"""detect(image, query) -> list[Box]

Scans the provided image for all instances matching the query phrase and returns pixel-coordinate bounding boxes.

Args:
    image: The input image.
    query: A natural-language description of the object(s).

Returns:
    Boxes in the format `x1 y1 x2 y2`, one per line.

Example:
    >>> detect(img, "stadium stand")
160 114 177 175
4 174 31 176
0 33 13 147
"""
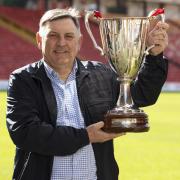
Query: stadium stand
0 6 179 91
0 26 41 79
0 6 42 32
165 19 180 82
0 6 105 80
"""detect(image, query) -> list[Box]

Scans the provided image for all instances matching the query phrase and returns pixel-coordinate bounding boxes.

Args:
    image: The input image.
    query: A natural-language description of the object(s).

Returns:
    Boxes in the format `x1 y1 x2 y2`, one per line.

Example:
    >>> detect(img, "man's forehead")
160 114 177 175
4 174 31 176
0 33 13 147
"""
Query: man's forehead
44 18 77 29
41 21 79 35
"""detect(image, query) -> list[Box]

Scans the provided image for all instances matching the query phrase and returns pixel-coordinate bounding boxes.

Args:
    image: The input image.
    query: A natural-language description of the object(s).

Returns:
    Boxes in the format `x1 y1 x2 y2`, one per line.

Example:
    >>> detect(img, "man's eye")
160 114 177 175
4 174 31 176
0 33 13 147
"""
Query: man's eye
48 34 57 38
65 35 74 39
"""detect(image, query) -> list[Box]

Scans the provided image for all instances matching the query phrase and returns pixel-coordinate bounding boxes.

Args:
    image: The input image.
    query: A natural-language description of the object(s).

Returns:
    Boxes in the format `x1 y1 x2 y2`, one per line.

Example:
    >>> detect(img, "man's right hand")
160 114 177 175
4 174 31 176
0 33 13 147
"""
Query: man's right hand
86 121 125 143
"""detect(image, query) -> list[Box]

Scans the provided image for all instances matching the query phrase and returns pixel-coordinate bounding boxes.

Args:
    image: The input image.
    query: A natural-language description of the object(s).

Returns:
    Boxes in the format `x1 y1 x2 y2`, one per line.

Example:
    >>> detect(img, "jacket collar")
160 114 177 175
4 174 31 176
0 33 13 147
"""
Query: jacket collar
31 60 57 126
32 58 90 81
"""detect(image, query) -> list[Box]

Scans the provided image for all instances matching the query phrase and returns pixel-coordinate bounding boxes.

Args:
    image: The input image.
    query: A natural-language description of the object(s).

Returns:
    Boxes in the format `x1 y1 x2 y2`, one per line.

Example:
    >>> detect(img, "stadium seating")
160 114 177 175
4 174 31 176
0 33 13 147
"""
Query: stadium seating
0 6 105 80
0 6 179 85
165 20 180 82
0 26 41 79
0 6 42 32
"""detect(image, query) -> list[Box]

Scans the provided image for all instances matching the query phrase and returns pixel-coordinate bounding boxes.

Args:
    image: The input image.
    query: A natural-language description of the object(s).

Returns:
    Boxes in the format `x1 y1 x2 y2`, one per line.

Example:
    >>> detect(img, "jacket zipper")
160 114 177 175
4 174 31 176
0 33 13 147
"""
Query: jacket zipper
17 152 31 180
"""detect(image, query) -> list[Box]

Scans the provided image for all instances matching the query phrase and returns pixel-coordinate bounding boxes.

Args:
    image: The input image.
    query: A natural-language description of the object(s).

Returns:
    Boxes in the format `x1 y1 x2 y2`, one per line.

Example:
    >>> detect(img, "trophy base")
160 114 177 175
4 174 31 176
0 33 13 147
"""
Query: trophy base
103 109 149 133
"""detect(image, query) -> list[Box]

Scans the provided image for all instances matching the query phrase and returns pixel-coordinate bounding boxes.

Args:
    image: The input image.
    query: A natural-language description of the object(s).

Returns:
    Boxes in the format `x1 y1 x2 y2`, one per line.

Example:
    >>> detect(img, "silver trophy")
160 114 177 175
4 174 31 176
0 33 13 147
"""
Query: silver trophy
85 9 165 133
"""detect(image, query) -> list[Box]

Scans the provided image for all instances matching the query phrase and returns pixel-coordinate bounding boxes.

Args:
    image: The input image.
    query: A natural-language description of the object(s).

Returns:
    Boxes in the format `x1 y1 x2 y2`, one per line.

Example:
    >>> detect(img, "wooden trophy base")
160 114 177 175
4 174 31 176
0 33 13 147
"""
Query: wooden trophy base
103 110 149 133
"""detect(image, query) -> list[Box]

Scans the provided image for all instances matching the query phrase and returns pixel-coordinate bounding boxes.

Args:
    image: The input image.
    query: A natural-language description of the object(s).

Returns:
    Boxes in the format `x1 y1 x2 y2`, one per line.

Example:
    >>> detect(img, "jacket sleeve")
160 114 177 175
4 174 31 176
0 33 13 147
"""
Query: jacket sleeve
6 73 90 156
131 53 168 107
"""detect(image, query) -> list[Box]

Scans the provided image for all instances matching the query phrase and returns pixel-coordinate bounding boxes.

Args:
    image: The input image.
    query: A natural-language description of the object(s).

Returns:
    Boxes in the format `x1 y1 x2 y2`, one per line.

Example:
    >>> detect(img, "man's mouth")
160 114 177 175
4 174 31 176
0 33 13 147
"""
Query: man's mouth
54 50 68 54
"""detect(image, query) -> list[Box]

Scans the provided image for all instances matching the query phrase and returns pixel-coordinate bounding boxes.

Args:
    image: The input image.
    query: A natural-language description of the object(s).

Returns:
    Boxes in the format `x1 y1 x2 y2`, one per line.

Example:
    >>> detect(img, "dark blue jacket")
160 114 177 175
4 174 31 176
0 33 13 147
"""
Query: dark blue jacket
6 54 168 180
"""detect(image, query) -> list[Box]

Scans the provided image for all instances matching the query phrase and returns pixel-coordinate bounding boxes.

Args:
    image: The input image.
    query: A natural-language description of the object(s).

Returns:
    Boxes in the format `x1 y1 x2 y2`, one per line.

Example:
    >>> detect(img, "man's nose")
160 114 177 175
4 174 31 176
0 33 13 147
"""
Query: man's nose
57 36 66 46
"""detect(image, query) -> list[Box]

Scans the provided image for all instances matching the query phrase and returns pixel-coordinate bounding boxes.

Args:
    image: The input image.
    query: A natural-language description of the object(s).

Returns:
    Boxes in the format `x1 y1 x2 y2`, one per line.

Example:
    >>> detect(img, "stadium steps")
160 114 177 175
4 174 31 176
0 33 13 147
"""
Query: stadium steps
0 6 42 32
0 25 41 79
0 7 41 80
0 12 36 45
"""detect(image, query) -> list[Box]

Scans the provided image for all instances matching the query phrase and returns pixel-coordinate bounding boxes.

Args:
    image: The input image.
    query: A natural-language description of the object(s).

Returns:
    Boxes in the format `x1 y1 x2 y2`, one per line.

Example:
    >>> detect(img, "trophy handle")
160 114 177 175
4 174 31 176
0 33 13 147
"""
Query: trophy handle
145 8 165 55
85 11 104 55
144 45 155 56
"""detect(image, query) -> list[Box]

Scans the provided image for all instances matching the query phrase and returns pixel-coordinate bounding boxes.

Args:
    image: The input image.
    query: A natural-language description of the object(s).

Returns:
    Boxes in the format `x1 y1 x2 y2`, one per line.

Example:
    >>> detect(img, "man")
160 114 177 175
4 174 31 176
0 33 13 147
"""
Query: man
7 8 169 180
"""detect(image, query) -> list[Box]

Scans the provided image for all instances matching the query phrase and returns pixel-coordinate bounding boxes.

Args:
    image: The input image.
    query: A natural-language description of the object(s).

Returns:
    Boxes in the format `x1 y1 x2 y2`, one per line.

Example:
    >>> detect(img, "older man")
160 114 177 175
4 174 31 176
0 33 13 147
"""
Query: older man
7 8 168 180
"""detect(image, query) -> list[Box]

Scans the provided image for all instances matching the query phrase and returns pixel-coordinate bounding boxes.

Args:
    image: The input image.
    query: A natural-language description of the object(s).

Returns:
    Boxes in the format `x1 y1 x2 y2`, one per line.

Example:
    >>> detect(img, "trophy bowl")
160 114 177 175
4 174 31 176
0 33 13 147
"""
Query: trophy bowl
85 10 164 133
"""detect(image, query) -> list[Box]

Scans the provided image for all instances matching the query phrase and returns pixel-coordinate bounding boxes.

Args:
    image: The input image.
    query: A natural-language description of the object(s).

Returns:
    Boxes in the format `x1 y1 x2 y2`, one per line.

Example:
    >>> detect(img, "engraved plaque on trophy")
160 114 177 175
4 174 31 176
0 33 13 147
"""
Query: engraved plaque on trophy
85 9 165 133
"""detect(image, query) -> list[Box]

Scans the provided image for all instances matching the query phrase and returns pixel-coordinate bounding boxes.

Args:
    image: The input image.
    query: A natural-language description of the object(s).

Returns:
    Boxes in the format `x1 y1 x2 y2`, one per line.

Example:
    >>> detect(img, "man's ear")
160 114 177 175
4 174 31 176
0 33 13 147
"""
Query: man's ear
36 32 42 50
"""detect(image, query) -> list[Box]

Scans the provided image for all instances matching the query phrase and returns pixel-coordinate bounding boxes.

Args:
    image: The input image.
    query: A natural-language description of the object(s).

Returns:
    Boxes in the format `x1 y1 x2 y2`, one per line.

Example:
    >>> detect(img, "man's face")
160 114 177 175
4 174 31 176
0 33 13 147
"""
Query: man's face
36 18 82 69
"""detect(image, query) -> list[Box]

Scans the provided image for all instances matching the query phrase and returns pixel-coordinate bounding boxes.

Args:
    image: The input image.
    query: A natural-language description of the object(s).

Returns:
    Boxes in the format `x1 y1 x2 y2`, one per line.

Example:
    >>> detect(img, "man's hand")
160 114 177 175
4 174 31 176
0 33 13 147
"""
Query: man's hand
86 121 125 143
146 21 169 56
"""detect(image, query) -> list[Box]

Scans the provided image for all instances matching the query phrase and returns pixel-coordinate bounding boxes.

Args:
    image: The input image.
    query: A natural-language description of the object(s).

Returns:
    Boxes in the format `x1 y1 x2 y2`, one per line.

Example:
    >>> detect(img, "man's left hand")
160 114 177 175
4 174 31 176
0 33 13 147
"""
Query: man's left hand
146 21 169 56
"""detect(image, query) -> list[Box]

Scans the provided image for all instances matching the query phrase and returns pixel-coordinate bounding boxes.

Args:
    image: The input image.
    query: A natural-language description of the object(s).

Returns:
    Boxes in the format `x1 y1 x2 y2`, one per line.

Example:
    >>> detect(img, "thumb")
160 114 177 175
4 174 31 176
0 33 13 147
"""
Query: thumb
94 121 104 129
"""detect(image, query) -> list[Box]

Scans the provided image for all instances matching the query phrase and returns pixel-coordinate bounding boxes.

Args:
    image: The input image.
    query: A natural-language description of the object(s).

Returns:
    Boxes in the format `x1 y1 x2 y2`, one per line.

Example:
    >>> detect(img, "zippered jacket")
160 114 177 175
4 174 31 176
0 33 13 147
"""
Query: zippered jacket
6 54 168 180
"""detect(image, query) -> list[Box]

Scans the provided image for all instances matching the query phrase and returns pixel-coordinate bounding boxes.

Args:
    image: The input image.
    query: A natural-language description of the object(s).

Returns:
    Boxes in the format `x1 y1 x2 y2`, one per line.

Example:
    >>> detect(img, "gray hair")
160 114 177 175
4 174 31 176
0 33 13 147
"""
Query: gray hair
39 8 81 35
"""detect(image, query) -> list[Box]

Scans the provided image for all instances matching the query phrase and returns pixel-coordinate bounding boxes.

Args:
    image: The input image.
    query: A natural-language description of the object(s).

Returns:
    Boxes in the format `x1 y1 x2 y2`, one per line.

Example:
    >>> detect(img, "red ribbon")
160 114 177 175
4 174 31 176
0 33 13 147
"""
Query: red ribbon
151 8 165 17
93 10 102 18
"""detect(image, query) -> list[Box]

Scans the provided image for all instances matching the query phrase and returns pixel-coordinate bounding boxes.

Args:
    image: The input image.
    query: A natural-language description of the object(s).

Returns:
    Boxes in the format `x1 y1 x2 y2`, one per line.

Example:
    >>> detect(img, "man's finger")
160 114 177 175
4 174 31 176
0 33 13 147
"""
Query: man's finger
94 121 104 129
156 21 169 30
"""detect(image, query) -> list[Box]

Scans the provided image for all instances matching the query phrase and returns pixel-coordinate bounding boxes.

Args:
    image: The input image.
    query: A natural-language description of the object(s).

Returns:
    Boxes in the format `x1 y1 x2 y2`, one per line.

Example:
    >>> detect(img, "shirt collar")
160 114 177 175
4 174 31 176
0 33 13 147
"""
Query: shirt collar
43 59 78 82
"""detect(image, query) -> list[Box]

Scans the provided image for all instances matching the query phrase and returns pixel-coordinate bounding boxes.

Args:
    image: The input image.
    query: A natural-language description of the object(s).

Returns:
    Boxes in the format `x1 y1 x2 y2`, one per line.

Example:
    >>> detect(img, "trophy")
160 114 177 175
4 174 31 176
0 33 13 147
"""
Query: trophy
85 9 165 133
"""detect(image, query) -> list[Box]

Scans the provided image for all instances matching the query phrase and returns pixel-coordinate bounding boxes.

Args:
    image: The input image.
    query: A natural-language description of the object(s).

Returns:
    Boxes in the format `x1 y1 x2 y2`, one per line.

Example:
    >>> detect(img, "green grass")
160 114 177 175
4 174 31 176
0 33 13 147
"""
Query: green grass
0 91 180 180
0 92 14 179
115 93 180 180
